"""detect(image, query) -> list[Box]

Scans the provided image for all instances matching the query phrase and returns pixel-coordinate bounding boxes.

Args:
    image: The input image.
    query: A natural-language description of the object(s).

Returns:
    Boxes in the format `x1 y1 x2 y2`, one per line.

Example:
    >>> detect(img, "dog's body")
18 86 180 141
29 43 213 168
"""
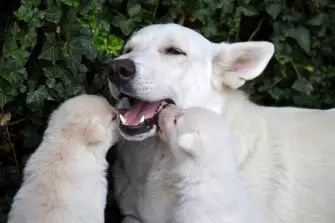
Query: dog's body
7 95 119 223
109 24 335 223
155 105 260 223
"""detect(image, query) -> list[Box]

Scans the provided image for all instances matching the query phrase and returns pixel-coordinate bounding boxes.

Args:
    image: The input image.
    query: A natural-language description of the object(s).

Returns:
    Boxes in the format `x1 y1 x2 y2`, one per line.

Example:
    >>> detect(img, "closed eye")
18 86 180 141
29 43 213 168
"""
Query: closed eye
124 48 132 54
164 46 186 56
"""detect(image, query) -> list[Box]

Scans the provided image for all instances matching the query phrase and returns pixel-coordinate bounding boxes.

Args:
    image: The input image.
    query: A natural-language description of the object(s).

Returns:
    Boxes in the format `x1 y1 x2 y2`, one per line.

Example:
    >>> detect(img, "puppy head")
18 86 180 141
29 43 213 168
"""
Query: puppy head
47 95 119 152
158 105 232 160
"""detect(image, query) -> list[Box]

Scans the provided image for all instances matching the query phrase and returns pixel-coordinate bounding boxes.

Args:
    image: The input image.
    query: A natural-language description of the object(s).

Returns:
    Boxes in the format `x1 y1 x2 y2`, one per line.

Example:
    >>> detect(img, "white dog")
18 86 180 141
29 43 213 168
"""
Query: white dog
157 105 260 223
108 23 335 223
7 95 119 223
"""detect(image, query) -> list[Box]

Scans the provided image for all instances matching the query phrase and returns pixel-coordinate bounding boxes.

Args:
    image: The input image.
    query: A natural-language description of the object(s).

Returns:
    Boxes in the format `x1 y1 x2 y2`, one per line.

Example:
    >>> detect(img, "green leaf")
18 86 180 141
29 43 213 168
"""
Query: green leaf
21 28 37 47
79 37 98 61
26 85 49 105
128 4 141 17
306 14 325 26
39 42 59 62
2 38 18 58
4 68 27 86
266 4 282 19
292 77 313 95
10 23 21 36
60 0 79 7
288 27 311 53
10 48 30 67
239 6 258 17
44 6 62 23
194 9 208 24
39 34 59 62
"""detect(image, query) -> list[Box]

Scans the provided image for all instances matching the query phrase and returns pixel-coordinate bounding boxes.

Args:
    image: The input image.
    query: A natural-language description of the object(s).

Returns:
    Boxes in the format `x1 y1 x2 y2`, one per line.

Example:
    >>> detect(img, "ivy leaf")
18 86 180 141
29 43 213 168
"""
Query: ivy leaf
39 33 59 62
10 23 21 36
306 14 325 26
239 6 258 17
80 37 98 61
4 68 28 86
194 9 208 24
2 39 18 58
60 0 79 7
26 85 49 105
10 48 30 67
21 28 37 47
128 4 141 17
43 65 74 86
292 77 313 95
288 27 311 53
266 4 282 19
44 6 62 24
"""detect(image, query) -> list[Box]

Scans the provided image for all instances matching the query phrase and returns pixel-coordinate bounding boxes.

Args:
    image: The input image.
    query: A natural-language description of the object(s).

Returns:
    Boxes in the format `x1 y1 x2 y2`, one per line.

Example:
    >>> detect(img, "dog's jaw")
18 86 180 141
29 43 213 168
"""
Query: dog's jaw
119 125 157 141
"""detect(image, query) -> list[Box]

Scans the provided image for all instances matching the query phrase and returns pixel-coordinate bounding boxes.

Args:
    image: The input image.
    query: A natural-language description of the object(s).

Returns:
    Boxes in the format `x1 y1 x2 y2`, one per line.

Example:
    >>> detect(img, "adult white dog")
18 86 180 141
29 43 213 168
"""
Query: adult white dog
157 105 260 223
107 23 335 223
7 95 119 223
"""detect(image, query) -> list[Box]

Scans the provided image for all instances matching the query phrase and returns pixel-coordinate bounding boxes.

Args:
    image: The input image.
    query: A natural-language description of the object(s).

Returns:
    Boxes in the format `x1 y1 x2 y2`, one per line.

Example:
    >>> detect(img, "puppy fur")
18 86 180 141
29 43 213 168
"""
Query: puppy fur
157 105 260 223
7 94 119 223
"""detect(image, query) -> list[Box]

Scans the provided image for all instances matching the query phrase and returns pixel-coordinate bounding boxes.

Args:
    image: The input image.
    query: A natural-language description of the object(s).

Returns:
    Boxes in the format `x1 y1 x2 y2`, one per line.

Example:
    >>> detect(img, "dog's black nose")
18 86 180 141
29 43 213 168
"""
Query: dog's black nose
109 59 136 83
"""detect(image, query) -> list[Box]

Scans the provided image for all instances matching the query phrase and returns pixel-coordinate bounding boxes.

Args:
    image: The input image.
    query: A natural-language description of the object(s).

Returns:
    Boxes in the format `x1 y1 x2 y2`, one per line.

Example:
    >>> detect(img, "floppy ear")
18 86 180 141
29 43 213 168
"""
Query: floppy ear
82 120 106 145
212 41 274 89
177 132 198 155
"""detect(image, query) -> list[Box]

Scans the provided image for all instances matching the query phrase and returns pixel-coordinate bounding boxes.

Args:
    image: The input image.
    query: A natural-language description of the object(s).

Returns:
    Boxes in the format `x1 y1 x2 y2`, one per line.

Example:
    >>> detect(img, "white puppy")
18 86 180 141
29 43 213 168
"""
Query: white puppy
157 105 260 223
7 95 119 223
109 24 335 223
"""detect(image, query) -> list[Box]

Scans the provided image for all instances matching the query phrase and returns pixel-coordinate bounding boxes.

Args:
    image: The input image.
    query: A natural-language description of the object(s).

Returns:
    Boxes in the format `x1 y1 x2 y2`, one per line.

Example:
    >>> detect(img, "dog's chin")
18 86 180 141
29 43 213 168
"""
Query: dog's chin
119 125 157 141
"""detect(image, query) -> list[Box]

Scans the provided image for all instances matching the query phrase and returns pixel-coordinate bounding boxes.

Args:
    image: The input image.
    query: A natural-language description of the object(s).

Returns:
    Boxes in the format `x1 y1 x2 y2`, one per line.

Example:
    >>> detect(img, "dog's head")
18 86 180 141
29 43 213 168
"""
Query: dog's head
46 95 119 154
157 105 234 163
107 23 274 141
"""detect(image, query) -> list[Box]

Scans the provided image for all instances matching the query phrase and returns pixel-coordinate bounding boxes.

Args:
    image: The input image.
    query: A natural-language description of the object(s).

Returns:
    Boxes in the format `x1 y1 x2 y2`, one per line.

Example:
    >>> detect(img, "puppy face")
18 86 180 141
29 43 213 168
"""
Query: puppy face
47 95 119 153
158 105 232 159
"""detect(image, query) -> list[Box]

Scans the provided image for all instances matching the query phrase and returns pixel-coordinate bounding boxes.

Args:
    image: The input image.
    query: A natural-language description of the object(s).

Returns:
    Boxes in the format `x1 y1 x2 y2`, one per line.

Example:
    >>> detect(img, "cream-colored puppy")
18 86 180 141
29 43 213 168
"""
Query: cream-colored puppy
157 105 260 223
7 94 119 223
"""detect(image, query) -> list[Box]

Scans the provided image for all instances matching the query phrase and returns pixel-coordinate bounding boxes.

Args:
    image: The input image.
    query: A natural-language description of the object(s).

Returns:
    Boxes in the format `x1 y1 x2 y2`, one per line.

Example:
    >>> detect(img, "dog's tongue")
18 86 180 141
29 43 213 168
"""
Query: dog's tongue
123 100 161 125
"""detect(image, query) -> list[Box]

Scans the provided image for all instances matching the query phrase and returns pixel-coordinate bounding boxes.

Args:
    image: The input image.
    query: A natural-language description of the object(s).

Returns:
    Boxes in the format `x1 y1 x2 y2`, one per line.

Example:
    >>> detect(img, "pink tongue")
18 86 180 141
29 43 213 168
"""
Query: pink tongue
123 100 162 125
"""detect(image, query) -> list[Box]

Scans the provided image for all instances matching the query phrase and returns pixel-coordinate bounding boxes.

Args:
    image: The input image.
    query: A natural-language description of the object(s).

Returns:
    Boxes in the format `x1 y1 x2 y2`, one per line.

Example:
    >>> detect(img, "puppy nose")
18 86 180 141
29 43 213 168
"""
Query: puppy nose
109 59 136 83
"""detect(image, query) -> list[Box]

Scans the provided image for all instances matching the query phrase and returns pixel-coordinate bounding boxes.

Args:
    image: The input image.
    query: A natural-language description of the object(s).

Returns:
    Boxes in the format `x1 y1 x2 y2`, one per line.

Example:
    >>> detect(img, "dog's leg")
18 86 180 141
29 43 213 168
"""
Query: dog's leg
122 216 141 223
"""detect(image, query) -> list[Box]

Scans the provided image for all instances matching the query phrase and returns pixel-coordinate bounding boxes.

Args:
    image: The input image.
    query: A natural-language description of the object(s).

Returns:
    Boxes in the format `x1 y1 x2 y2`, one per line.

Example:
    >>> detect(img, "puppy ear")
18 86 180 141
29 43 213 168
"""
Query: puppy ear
212 41 274 89
177 132 198 154
82 120 106 145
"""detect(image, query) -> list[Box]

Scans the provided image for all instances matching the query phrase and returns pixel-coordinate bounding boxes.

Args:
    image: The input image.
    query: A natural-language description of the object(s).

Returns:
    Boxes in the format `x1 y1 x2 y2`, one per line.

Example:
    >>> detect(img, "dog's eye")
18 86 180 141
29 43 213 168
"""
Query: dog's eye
164 47 186 56
124 48 132 54
173 114 183 125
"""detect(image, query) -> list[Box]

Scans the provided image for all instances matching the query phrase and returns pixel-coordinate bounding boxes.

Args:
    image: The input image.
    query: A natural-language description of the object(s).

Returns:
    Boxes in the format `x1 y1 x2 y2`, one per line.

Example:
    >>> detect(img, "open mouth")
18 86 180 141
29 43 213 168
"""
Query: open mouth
118 93 175 136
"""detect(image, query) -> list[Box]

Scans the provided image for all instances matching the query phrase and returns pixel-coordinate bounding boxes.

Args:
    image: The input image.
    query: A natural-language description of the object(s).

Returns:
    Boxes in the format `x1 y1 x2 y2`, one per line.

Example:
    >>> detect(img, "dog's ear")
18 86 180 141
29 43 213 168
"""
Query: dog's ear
82 119 106 145
211 41 274 89
177 132 198 155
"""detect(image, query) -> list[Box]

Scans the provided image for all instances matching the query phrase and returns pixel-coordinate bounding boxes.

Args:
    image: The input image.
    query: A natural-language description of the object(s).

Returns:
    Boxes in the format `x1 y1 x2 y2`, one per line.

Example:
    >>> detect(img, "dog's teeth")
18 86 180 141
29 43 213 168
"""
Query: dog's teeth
140 116 145 123
120 114 126 124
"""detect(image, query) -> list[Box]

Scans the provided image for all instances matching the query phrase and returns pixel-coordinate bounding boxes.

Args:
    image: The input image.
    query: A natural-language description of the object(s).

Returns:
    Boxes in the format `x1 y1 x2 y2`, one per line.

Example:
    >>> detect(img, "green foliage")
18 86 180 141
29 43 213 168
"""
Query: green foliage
0 0 334 221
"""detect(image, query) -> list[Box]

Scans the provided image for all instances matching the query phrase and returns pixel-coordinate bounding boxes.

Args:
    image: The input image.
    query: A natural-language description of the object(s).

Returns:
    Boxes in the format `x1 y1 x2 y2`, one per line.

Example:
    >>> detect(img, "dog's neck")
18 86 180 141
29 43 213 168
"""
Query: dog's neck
196 88 265 167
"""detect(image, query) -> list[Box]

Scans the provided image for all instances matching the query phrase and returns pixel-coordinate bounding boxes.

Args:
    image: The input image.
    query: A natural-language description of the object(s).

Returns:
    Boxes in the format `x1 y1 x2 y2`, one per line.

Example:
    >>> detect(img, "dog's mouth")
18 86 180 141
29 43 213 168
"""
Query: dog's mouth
118 93 175 136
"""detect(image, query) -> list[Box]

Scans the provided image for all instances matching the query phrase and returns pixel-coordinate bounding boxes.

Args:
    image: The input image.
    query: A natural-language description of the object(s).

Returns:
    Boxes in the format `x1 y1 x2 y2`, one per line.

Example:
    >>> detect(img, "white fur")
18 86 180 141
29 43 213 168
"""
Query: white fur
7 95 119 223
157 105 260 223
111 23 335 223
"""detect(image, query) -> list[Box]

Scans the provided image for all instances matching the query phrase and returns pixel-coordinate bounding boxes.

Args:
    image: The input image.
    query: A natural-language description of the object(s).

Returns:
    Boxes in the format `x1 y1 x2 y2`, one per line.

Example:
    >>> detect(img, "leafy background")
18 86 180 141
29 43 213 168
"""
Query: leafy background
0 0 334 222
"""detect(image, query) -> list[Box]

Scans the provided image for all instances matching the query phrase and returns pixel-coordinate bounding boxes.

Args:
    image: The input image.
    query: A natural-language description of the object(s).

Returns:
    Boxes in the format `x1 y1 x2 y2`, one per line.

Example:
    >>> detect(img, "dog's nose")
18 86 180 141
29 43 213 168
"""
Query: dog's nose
109 59 136 83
